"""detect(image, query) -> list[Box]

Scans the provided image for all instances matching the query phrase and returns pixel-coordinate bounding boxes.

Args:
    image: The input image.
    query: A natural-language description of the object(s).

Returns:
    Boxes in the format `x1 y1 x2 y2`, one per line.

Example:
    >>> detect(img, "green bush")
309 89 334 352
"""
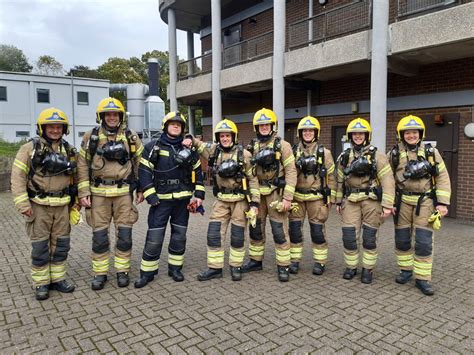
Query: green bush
0 139 25 157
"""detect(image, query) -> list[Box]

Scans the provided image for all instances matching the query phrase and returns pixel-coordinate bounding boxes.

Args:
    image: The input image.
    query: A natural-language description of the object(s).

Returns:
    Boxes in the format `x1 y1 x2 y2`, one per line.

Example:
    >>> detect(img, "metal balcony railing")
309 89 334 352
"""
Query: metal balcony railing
289 0 372 50
398 0 457 18
178 52 212 80
222 31 274 68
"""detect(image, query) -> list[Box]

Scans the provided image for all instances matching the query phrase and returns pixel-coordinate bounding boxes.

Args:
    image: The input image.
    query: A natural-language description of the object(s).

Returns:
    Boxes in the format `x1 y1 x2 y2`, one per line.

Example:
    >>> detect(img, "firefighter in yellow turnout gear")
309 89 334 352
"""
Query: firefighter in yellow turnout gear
241 108 297 282
77 97 144 290
183 119 260 281
288 116 336 275
388 115 451 295
336 118 395 284
11 108 78 300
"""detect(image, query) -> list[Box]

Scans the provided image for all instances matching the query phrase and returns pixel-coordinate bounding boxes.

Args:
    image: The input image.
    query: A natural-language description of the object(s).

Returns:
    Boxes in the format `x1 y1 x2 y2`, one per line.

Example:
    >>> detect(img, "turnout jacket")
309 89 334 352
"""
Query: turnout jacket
194 138 260 205
249 133 297 201
139 134 205 204
387 142 451 206
12 137 77 213
336 144 395 209
293 141 336 203
77 126 143 199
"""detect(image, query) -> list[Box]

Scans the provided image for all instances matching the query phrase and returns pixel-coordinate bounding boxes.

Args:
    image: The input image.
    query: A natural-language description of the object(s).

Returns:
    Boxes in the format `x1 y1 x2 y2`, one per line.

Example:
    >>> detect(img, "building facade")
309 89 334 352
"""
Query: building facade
160 0 474 221
0 71 110 147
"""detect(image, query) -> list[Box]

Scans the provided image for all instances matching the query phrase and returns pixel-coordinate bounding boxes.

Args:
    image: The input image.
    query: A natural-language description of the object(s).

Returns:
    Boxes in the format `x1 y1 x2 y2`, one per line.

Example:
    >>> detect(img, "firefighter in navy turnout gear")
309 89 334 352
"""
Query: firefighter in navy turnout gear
241 108 297 282
77 97 144 290
11 108 78 300
183 119 260 281
134 112 205 288
335 118 395 284
388 115 451 296
288 116 336 275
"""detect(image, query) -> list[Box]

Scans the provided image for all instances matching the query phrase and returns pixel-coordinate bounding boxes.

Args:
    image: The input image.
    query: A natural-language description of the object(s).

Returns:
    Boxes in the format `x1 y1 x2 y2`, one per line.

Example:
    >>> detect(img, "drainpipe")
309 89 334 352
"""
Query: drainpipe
370 0 389 152
273 0 286 137
307 0 313 116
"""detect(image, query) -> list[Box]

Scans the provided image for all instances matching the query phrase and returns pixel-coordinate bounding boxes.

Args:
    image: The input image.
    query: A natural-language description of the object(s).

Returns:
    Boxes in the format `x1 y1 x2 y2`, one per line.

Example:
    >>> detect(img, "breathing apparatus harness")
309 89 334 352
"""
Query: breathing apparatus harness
27 137 77 201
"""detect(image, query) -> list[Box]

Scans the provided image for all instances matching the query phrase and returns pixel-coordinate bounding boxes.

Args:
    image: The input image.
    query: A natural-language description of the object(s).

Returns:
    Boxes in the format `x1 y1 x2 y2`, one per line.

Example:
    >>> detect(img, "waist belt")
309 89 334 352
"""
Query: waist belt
218 187 244 195
93 177 128 187
296 188 322 195
402 190 434 215
347 187 373 194
156 178 190 186
28 187 70 198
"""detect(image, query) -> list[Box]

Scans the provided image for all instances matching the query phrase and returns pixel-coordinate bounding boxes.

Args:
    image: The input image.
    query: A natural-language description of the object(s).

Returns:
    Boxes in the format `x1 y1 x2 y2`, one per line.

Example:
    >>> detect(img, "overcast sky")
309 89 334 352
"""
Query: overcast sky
0 0 201 70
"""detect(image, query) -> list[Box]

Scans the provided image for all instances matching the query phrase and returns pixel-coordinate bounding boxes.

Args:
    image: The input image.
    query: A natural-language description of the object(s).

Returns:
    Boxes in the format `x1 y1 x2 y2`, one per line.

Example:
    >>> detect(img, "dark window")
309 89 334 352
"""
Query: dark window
0 86 6 101
37 88 50 103
77 91 89 105
16 131 30 138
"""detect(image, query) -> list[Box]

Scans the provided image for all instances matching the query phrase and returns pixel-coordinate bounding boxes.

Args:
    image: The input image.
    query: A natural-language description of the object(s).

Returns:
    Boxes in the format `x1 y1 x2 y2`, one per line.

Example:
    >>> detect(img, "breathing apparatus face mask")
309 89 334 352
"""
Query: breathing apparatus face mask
42 153 75 175
98 141 128 165
403 159 431 179
217 159 240 178
296 155 319 176
252 148 276 171
344 155 372 177
174 147 193 167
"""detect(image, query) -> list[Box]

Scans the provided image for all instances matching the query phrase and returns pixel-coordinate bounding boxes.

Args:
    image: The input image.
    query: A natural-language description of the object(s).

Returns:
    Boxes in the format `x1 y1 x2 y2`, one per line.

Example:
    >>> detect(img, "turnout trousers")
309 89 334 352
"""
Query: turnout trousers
26 202 71 287
85 194 138 276
395 199 435 281
341 199 382 270
206 199 248 269
139 199 190 276
248 190 291 266
289 199 329 265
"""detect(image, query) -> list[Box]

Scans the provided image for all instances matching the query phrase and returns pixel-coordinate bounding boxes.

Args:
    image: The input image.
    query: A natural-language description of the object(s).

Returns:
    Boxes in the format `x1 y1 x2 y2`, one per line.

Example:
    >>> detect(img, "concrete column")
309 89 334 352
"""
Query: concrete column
188 107 195 135
369 0 389 151
187 31 195 76
211 0 222 130
168 8 178 112
187 31 195 135
273 0 286 137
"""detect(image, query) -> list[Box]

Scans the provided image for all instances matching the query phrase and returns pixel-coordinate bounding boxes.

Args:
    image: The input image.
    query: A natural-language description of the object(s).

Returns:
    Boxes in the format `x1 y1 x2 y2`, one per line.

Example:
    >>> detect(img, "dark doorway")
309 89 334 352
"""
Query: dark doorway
332 126 347 160
421 113 459 218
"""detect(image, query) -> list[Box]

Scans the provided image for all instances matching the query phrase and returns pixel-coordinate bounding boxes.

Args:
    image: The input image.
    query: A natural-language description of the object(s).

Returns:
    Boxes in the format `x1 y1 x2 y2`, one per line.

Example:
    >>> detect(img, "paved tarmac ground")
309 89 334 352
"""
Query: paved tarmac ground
0 189 473 353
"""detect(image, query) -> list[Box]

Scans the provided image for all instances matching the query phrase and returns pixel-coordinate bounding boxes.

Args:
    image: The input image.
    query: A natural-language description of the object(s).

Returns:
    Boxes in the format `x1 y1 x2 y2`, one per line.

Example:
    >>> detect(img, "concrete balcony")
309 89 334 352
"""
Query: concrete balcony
175 1 474 103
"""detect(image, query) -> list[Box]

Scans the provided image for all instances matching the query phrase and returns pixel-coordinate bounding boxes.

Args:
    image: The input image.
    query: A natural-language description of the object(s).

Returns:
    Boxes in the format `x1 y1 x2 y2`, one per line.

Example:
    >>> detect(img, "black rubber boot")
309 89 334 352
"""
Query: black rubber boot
312 262 325 276
361 268 373 284
241 259 263 273
277 266 290 282
117 272 130 287
343 268 357 280
288 262 299 274
91 275 107 290
168 265 184 282
134 271 155 289
415 279 434 296
35 285 49 301
197 268 223 281
395 270 413 284
230 266 242 281
50 279 75 293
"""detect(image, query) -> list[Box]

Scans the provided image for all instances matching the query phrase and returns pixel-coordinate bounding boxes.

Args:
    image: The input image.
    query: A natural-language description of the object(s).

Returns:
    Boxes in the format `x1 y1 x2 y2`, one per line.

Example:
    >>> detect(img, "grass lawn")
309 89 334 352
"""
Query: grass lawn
0 139 25 157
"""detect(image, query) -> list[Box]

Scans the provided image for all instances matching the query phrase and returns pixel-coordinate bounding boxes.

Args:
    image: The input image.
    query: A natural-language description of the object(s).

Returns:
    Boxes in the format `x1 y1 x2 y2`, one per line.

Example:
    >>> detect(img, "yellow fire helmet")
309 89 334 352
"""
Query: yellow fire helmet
161 111 187 133
297 116 321 141
214 118 238 144
346 117 372 143
96 97 125 124
253 108 277 132
36 107 69 136
397 115 426 141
